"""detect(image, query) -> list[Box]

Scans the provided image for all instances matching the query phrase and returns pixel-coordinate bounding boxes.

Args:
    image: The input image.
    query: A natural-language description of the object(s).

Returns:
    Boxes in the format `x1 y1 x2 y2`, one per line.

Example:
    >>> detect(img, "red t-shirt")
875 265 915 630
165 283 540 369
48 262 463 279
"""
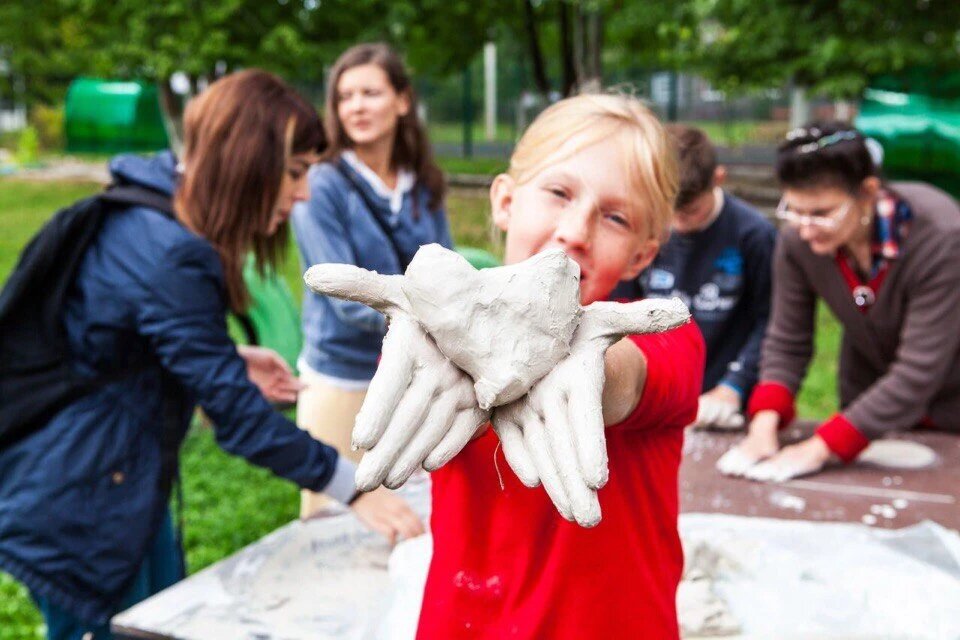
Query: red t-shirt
417 322 705 640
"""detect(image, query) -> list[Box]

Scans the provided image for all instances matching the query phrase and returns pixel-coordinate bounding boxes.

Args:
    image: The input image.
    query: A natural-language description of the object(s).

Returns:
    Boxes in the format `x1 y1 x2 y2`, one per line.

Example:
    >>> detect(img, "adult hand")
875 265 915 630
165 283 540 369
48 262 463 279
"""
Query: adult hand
744 434 833 482
237 344 304 404
349 487 425 545
715 410 780 476
493 298 690 527
304 264 489 492
690 384 744 430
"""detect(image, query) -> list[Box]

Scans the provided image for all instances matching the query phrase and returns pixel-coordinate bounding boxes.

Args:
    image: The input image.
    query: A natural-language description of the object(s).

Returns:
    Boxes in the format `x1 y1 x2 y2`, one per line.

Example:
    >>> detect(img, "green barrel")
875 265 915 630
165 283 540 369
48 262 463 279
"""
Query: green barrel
856 71 960 197
65 78 169 153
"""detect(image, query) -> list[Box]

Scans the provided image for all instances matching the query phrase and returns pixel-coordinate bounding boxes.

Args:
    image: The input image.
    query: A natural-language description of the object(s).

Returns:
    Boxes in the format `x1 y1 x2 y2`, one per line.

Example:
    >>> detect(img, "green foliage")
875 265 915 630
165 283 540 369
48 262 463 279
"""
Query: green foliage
699 0 960 97
14 127 39 166
29 104 65 151
0 573 44 640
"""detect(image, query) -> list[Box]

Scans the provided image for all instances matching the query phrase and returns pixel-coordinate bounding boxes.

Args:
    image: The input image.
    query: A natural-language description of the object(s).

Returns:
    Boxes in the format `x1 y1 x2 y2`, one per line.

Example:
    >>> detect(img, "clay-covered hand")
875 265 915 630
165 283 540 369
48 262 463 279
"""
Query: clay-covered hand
401 244 582 409
492 298 690 527
690 385 744 430
716 411 780 476
304 263 489 492
743 434 832 482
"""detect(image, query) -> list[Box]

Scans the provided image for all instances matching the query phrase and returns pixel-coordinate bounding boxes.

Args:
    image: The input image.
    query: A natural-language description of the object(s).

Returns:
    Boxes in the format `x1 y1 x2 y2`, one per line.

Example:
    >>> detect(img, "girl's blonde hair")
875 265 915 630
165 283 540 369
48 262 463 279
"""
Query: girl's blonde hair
508 93 678 242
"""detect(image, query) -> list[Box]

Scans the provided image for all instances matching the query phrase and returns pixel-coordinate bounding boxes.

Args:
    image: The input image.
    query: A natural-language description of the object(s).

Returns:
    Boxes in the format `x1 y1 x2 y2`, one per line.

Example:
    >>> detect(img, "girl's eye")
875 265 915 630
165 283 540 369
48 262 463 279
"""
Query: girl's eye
363 88 382 97
605 212 629 227
546 187 569 200
288 170 304 181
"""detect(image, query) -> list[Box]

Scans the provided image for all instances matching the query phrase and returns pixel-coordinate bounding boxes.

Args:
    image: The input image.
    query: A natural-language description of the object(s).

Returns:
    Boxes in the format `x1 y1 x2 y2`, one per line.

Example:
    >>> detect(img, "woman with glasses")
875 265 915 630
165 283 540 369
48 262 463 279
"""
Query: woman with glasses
718 121 960 481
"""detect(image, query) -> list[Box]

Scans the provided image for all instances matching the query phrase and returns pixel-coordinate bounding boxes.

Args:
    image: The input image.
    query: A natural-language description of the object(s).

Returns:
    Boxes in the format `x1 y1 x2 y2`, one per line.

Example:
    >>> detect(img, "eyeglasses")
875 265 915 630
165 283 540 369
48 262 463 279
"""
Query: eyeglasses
775 198 852 230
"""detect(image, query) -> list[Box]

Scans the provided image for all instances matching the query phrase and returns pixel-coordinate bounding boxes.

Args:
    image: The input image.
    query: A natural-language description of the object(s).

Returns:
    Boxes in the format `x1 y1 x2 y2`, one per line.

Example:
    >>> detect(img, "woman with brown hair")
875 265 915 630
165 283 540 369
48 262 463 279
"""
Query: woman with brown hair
291 43 452 516
0 69 422 640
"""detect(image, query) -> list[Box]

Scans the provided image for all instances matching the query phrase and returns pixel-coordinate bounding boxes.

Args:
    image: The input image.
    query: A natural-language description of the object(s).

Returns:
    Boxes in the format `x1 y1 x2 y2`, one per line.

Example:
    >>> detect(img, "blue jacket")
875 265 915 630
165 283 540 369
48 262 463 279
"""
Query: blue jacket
291 157 453 381
615 192 776 397
0 151 355 625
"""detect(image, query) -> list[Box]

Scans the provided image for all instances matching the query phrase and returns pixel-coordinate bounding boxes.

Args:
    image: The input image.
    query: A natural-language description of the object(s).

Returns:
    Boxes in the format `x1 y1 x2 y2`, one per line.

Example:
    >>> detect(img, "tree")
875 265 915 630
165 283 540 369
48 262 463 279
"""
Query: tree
699 0 960 97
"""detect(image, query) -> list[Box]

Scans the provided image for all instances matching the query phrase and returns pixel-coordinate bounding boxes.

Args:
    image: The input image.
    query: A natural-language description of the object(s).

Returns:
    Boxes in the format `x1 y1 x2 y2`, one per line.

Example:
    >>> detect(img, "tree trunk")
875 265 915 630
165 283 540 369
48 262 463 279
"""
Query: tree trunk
789 84 810 129
573 5 587 91
157 78 184 156
522 0 551 100
586 9 603 84
558 1 577 97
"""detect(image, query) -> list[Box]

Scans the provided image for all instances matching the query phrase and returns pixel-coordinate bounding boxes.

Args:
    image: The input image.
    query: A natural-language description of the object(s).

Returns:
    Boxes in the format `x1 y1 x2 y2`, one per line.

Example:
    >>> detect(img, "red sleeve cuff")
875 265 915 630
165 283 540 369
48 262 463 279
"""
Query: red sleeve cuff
746 381 796 428
815 414 870 462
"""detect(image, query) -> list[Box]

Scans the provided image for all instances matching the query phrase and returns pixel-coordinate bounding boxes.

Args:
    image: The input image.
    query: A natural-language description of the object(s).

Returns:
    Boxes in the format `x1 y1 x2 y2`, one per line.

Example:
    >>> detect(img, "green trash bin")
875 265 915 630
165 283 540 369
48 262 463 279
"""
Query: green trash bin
65 78 169 153
856 71 960 198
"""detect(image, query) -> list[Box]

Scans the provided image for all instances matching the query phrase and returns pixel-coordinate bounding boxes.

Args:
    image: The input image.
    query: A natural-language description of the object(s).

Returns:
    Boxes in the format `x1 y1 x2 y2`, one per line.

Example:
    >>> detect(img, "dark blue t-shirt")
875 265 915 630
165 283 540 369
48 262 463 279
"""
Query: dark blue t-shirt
615 191 776 397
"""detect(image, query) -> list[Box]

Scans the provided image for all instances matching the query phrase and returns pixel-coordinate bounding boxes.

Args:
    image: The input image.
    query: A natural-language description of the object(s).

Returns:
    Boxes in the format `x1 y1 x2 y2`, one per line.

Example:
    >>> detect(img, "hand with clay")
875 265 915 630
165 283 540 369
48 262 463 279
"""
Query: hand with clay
715 410 780 476
743 434 833 482
689 384 745 430
493 298 690 527
304 262 489 492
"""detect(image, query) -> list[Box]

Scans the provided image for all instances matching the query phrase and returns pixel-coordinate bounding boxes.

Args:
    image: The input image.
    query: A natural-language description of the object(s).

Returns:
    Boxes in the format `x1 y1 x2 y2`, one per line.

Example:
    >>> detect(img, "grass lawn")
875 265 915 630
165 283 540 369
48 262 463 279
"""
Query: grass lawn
0 177 838 637
427 121 516 145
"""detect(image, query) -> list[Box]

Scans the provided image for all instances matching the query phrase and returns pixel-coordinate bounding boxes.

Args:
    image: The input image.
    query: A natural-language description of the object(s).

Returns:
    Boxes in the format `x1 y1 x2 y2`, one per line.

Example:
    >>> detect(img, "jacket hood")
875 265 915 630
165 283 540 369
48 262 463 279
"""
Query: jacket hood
108 150 178 196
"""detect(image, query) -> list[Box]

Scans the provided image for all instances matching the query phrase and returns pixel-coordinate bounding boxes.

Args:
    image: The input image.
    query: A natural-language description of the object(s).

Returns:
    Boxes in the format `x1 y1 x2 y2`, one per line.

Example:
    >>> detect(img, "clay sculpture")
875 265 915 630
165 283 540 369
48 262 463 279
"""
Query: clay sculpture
305 244 690 523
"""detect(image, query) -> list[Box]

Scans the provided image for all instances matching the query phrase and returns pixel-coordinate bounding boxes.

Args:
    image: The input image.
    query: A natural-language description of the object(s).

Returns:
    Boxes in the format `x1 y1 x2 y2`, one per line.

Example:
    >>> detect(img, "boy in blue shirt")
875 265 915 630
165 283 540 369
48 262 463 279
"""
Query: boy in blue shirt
616 125 776 428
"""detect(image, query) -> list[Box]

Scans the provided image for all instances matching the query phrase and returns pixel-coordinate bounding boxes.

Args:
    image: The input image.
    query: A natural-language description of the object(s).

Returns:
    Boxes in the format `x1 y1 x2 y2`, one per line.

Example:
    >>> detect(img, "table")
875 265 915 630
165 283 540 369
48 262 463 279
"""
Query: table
680 421 960 530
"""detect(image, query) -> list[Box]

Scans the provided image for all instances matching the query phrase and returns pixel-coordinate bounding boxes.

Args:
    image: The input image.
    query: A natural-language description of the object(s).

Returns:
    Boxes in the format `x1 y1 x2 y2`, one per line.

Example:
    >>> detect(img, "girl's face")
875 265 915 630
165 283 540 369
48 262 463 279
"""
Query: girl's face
780 179 877 255
491 136 659 305
267 151 315 236
336 63 410 150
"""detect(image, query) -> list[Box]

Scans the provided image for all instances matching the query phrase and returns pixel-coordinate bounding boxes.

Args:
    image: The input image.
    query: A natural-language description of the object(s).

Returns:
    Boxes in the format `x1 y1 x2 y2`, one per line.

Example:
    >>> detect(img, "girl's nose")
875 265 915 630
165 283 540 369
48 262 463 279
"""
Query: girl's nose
555 205 593 251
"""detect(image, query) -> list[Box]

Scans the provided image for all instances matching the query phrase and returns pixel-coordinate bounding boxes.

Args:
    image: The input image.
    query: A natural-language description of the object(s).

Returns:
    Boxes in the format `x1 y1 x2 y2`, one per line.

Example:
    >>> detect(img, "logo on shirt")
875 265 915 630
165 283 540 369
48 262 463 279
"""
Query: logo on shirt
648 268 675 291
714 248 743 276
693 282 736 314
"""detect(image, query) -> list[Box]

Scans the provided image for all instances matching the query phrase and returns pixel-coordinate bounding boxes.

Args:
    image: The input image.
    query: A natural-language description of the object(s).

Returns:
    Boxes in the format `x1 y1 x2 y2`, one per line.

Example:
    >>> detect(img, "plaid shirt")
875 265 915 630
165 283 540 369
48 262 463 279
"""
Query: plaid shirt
868 188 913 277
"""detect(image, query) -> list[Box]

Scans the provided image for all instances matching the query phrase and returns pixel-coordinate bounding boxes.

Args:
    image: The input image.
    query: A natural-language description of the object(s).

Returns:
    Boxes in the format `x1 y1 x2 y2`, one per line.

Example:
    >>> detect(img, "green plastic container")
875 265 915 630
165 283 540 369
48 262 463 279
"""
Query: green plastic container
65 78 169 153
856 72 960 197
229 255 302 372
455 246 501 270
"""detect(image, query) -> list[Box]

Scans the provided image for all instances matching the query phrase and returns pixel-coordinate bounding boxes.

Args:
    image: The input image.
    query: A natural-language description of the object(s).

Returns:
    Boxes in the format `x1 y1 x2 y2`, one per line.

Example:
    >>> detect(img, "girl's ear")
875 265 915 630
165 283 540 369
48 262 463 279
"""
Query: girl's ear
490 174 516 232
860 176 881 199
622 239 660 280
397 90 412 118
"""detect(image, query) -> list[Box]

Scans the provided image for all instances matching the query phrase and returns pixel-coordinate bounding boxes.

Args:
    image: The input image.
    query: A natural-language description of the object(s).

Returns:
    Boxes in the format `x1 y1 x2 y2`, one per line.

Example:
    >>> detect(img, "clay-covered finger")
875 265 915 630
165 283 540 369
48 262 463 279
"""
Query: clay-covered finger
581 298 690 341
383 386 460 488
304 263 407 313
716 446 760 477
355 373 434 491
565 374 608 490
352 319 420 449
422 405 489 471
521 411 573 522
491 411 540 488
542 395 602 527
